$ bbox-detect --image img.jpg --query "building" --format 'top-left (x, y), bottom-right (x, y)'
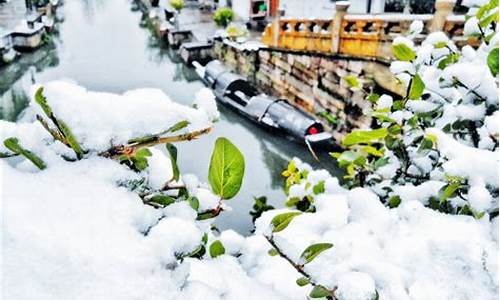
top-left (230, 0), bottom-right (466, 21)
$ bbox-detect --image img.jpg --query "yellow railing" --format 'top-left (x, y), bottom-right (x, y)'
top-left (261, 1), bottom-right (474, 60)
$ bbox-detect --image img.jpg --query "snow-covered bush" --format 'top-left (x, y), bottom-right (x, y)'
top-left (261, 1), bottom-right (498, 299)
top-left (328, 0), bottom-right (499, 217)
top-left (1, 81), bottom-right (256, 299)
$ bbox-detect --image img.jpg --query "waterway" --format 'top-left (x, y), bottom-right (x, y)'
top-left (0, 0), bottom-right (342, 234)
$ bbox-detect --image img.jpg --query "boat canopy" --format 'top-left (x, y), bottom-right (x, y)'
top-left (265, 100), bottom-right (324, 137)
top-left (204, 60), bottom-right (227, 88)
top-left (245, 95), bottom-right (275, 119)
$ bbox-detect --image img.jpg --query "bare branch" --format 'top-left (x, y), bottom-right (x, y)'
top-left (99, 127), bottom-right (212, 159)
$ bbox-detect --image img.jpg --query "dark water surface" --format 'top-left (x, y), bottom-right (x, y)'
top-left (0, 0), bottom-right (341, 234)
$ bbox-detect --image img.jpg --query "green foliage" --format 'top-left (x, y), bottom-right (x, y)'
top-left (209, 240), bottom-right (225, 258)
top-left (57, 120), bottom-right (84, 159)
top-left (438, 53), bottom-right (460, 70)
top-left (3, 137), bottom-right (46, 170)
top-left (344, 75), bottom-right (361, 89)
top-left (166, 143), bottom-right (180, 181)
top-left (309, 285), bottom-right (331, 298)
top-left (270, 212), bottom-right (301, 233)
top-left (487, 47), bottom-right (499, 76)
top-left (250, 196), bottom-right (275, 222)
top-left (208, 137), bottom-right (245, 199)
top-left (342, 128), bottom-right (388, 147)
top-left (35, 87), bottom-right (84, 159)
top-left (392, 43), bottom-right (416, 61)
top-left (408, 74), bottom-right (425, 100)
top-left (318, 111), bottom-right (338, 127)
top-left (121, 148), bottom-right (152, 171)
top-left (282, 160), bottom-right (308, 194)
top-left (149, 194), bottom-right (176, 206)
top-left (296, 277), bottom-right (310, 287)
top-left (268, 248), bottom-right (279, 256)
top-left (170, 0), bottom-right (184, 11)
top-left (299, 243), bottom-right (333, 264)
top-left (213, 7), bottom-right (234, 27)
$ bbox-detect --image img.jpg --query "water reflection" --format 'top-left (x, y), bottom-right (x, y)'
top-left (0, 42), bottom-right (59, 121)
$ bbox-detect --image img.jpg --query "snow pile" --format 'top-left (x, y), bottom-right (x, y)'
top-left (27, 80), bottom-right (216, 152)
top-left (0, 82), bottom-right (287, 300)
top-left (246, 159), bottom-right (498, 300)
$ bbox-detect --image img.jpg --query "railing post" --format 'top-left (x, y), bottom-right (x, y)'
top-left (332, 1), bottom-right (350, 54)
top-left (273, 8), bottom-right (285, 47)
top-left (430, 0), bottom-right (456, 32)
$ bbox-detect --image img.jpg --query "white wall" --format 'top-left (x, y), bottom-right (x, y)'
top-left (230, 0), bottom-right (386, 21)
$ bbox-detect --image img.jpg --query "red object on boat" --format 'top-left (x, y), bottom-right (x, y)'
top-left (308, 126), bottom-right (319, 135)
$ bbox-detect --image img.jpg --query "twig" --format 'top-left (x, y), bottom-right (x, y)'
top-left (99, 127), bottom-right (212, 159)
top-left (264, 234), bottom-right (337, 300)
top-left (36, 114), bottom-right (69, 146)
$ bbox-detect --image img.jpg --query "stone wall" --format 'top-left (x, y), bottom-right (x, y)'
top-left (213, 39), bottom-right (402, 142)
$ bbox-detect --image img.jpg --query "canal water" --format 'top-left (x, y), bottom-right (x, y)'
top-left (0, 0), bottom-right (342, 234)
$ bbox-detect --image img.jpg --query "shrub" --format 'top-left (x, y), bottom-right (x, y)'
top-left (327, 0), bottom-right (499, 217)
top-left (213, 7), bottom-right (234, 27)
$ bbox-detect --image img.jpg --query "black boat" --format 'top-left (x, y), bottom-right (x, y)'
top-left (197, 60), bottom-right (334, 148)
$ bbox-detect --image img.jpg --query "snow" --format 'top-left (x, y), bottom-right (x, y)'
top-left (429, 129), bottom-right (499, 190)
top-left (253, 175), bottom-right (498, 300)
top-left (336, 272), bottom-right (376, 300)
top-left (29, 80), bottom-right (215, 152)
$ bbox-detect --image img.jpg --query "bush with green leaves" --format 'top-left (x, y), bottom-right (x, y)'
top-left (268, 2), bottom-right (498, 298)
top-left (328, 0), bottom-right (499, 217)
top-left (213, 7), bottom-right (234, 27)
top-left (1, 83), bottom-right (245, 264)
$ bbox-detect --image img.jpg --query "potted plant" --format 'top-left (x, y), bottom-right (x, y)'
top-left (213, 7), bottom-right (234, 27)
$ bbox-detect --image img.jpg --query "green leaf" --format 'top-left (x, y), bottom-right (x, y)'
top-left (208, 137), bottom-right (245, 200)
top-left (131, 156), bottom-right (149, 171)
top-left (268, 248), bottom-right (279, 256)
top-left (4, 137), bottom-right (46, 170)
top-left (135, 148), bottom-right (152, 158)
top-left (373, 157), bottom-right (389, 169)
top-left (392, 43), bottom-right (416, 61)
top-left (149, 194), bottom-right (176, 206)
top-left (408, 74), bottom-right (425, 100)
top-left (209, 240), bottom-right (225, 258)
top-left (366, 93), bottom-right (380, 103)
top-left (300, 243), bottom-right (333, 264)
top-left (487, 48), bottom-right (499, 77)
top-left (166, 143), bottom-right (180, 181)
top-left (312, 181), bottom-right (325, 195)
top-left (35, 87), bottom-right (84, 159)
top-left (344, 75), bottom-right (361, 89)
top-left (196, 211), bottom-right (218, 221)
top-left (167, 120), bottom-right (190, 133)
top-left (58, 120), bottom-right (84, 159)
top-left (438, 53), bottom-right (460, 70)
top-left (188, 196), bottom-right (200, 211)
top-left (34, 87), bottom-right (53, 117)
top-left (270, 212), bottom-right (302, 233)
top-left (309, 285), bottom-right (331, 298)
top-left (362, 145), bottom-right (383, 157)
top-left (434, 41), bottom-right (448, 49)
top-left (439, 183), bottom-right (462, 203)
top-left (342, 128), bottom-right (388, 147)
top-left (417, 137), bottom-right (434, 154)
top-left (296, 277), bottom-right (310, 287)
top-left (388, 195), bottom-right (401, 208)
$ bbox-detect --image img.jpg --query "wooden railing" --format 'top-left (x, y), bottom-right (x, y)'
top-left (261, 1), bottom-right (475, 60)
